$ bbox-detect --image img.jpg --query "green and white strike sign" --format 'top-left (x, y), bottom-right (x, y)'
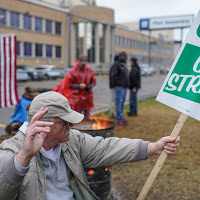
top-left (157, 10), bottom-right (200, 121)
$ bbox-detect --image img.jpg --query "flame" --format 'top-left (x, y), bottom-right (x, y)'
top-left (90, 115), bottom-right (111, 130)
top-left (88, 169), bottom-right (94, 175)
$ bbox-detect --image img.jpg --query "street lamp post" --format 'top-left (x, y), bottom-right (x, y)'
top-left (148, 30), bottom-right (151, 67)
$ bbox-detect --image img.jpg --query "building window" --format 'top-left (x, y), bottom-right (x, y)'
top-left (76, 22), bottom-right (85, 59)
top-left (10, 12), bottom-right (19, 28)
top-left (55, 46), bottom-right (61, 58)
top-left (128, 39), bottom-right (131, 48)
top-left (55, 21), bottom-right (61, 35)
top-left (35, 43), bottom-right (43, 57)
top-left (17, 41), bottom-right (20, 56)
top-left (86, 23), bottom-right (95, 63)
top-left (24, 42), bottom-right (32, 56)
top-left (115, 36), bottom-right (119, 46)
top-left (132, 40), bottom-right (136, 49)
top-left (99, 24), bottom-right (105, 63)
top-left (124, 38), bottom-right (127, 47)
top-left (120, 37), bottom-right (123, 46)
top-left (23, 14), bottom-right (31, 30)
top-left (0, 9), bottom-right (6, 26)
top-left (46, 19), bottom-right (52, 34)
top-left (35, 17), bottom-right (42, 32)
top-left (46, 45), bottom-right (52, 57)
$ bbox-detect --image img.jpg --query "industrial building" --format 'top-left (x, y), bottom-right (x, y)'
top-left (0, 0), bottom-right (174, 69)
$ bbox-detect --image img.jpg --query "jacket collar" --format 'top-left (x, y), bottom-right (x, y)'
top-left (19, 122), bottom-right (28, 134)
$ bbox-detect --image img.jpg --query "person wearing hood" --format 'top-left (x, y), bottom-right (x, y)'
top-left (63, 55), bottom-right (96, 119)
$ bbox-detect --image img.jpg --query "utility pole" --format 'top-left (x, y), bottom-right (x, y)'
top-left (148, 30), bottom-right (151, 66)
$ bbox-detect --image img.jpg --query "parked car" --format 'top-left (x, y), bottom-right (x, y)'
top-left (140, 65), bottom-right (153, 76)
top-left (17, 65), bottom-right (37, 80)
top-left (165, 66), bottom-right (171, 73)
top-left (158, 66), bottom-right (166, 74)
top-left (16, 68), bottom-right (30, 82)
top-left (34, 65), bottom-right (60, 80)
top-left (55, 67), bottom-right (66, 78)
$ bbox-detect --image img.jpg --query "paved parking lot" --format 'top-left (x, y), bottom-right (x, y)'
top-left (0, 74), bottom-right (167, 136)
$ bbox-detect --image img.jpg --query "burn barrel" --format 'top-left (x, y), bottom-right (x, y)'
top-left (72, 119), bottom-right (115, 200)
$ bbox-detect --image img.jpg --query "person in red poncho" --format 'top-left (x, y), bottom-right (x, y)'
top-left (62, 55), bottom-right (96, 119)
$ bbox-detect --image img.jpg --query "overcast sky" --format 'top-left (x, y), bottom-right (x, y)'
top-left (96, 0), bottom-right (200, 40)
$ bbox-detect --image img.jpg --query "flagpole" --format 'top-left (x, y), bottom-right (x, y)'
top-left (137, 113), bottom-right (188, 200)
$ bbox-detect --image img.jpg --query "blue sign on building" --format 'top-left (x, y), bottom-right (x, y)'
top-left (140, 19), bottom-right (150, 30)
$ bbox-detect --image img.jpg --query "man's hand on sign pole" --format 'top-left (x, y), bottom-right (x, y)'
top-left (147, 136), bottom-right (180, 156)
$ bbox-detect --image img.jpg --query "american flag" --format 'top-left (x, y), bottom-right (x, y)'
top-left (0, 34), bottom-right (19, 108)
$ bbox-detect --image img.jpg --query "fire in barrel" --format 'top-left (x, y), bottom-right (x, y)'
top-left (72, 118), bottom-right (115, 200)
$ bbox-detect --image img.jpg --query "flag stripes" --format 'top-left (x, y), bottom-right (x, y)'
top-left (0, 34), bottom-right (19, 109)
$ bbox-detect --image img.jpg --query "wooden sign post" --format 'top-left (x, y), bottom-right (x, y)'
top-left (137, 113), bottom-right (188, 200)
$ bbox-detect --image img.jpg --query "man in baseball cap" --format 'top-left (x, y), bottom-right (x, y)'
top-left (28, 91), bottom-right (84, 124)
top-left (0, 91), bottom-right (180, 200)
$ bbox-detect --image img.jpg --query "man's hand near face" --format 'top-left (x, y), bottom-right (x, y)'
top-left (16, 107), bottom-right (53, 167)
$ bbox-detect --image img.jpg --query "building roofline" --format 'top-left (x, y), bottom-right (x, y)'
top-left (116, 24), bottom-right (149, 37)
top-left (71, 5), bottom-right (114, 12)
top-left (115, 24), bottom-right (169, 41)
top-left (20, 0), bottom-right (115, 27)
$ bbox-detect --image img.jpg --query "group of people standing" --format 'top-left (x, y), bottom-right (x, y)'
top-left (110, 51), bottom-right (141, 126)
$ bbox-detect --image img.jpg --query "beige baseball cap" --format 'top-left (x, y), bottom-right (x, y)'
top-left (28, 91), bottom-right (84, 123)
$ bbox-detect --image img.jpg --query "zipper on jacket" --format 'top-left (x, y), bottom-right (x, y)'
top-left (36, 154), bottom-right (46, 200)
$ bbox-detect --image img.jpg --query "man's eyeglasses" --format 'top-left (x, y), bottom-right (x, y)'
top-left (40, 119), bottom-right (72, 127)
top-left (54, 120), bottom-right (72, 127)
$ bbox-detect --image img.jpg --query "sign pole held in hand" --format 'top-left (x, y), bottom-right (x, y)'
top-left (137, 113), bottom-right (188, 200)
top-left (137, 10), bottom-right (200, 200)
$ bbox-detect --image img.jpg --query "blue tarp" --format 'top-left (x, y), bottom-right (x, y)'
top-left (10, 97), bottom-right (32, 123)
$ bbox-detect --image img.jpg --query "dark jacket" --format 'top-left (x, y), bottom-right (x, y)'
top-left (110, 60), bottom-right (129, 88)
top-left (129, 64), bottom-right (141, 90)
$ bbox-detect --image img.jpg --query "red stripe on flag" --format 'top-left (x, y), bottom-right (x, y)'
top-left (3, 37), bottom-right (7, 107)
top-left (0, 35), bottom-right (19, 108)
top-left (14, 36), bottom-right (19, 104)
top-left (9, 36), bottom-right (13, 105)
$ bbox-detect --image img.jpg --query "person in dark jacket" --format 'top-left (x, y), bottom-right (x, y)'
top-left (128, 57), bottom-right (141, 116)
top-left (109, 54), bottom-right (119, 89)
top-left (110, 51), bottom-right (129, 125)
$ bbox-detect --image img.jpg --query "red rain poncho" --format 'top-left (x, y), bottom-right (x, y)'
top-left (53, 61), bottom-right (96, 111)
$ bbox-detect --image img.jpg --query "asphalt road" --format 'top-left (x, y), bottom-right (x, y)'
top-left (0, 74), bottom-right (167, 135)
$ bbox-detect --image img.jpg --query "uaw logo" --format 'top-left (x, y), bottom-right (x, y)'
top-left (163, 25), bottom-right (200, 104)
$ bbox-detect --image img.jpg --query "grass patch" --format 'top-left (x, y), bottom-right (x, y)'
top-left (110, 97), bottom-right (200, 200)
top-left (97, 97), bottom-right (157, 118)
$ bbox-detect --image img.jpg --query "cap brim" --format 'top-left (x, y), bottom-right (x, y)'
top-left (60, 110), bottom-right (84, 124)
